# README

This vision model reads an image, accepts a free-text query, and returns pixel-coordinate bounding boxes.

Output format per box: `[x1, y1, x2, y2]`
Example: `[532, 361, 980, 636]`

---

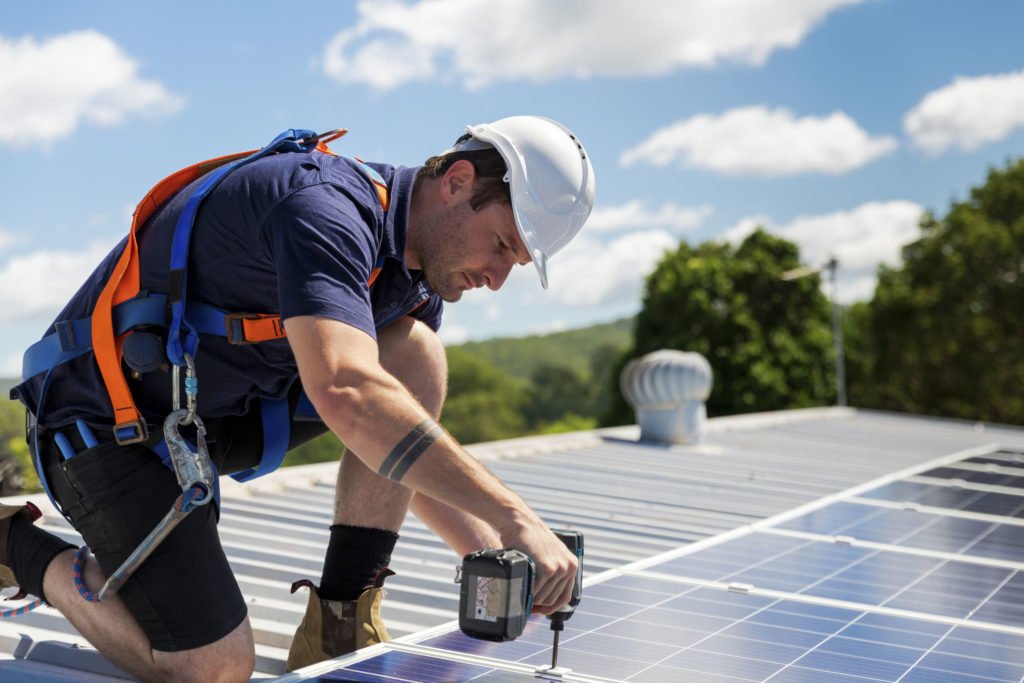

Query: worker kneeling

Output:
[4, 116, 594, 683]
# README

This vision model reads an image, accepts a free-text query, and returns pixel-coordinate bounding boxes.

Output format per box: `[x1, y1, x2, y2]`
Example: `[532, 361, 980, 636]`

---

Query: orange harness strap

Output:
[90, 133, 389, 443]
[92, 149, 258, 443]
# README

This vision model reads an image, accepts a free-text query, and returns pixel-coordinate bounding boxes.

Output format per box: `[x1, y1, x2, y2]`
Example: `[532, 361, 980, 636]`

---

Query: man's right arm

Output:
[285, 314, 577, 613]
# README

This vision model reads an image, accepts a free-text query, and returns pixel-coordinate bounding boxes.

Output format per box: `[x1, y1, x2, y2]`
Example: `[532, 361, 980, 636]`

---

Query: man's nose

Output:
[485, 260, 514, 291]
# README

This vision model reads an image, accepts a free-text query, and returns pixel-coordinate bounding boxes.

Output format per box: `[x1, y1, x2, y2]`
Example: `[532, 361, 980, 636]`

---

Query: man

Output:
[3, 115, 595, 682]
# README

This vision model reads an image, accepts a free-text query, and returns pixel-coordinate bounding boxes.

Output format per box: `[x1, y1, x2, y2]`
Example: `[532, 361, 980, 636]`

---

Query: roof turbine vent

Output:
[620, 350, 713, 445]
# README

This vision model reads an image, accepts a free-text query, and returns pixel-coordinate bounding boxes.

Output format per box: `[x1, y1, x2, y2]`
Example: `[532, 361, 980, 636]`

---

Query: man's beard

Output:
[415, 201, 474, 303]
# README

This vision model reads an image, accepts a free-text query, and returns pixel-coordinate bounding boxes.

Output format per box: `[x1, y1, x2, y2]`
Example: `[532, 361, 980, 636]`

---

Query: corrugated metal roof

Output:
[1, 407, 1021, 680]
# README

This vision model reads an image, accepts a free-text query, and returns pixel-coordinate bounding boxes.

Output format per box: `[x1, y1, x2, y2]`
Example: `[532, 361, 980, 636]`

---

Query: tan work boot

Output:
[0, 501, 42, 593]
[286, 569, 394, 672]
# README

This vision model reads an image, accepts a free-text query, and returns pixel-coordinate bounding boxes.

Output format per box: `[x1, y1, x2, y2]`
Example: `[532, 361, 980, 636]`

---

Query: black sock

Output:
[318, 524, 398, 601]
[8, 514, 76, 603]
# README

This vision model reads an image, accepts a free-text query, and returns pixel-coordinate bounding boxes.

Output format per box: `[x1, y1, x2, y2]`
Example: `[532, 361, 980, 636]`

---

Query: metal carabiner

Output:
[170, 354, 199, 426]
[74, 411, 216, 603]
[163, 408, 214, 506]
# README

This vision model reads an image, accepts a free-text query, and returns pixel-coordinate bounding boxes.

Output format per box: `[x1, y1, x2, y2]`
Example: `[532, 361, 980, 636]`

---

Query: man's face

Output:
[417, 197, 531, 303]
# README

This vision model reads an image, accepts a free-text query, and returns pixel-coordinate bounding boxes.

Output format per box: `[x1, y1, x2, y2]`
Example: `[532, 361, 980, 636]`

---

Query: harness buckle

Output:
[113, 419, 149, 445]
[225, 313, 260, 345]
[225, 312, 283, 345]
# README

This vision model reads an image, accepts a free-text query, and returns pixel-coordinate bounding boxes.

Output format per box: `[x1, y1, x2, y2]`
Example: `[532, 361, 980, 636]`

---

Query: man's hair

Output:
[415, 134, 511, 212]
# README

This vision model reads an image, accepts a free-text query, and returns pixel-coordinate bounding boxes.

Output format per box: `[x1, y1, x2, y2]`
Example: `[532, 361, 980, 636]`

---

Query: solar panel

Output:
[279, 445, 1024, 682]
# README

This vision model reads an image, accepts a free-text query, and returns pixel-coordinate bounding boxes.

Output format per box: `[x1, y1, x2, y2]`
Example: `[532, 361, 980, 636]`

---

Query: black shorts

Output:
[35, 402, 329, 652]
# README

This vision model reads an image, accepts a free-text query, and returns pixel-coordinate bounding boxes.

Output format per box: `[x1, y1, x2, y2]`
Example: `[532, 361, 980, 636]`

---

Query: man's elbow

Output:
[304, 370, 377, 436]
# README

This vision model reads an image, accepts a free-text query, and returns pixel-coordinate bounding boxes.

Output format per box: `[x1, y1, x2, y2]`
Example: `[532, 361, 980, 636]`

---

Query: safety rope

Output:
[72, 484, 208, 602]
[0, 595, 45, 619]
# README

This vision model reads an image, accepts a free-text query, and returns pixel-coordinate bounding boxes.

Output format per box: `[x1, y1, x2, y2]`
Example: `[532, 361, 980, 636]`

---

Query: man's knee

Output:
[378, 317, 447, 417]
[153, 623, 255, 683]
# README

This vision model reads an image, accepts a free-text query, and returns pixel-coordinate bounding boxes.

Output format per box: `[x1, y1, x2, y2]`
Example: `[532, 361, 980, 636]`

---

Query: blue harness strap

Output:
[23, 296, 253, 381]
[22, 132, 391, 495]
[230, 397, 291, 483]
[165, 129, 321, 368]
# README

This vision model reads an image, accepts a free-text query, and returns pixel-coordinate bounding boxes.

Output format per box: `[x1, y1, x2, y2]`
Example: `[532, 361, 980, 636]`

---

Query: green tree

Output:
[848, 159, 1024, 423]
[0, 400, 38, 494]
[522, 364, 591, 428]
[585, 343, 626, 422]
[603, 229, 834, 424]
[442, 347, 527, 444]
[286, 432, 344, 467]
[456, 318, 632, 379]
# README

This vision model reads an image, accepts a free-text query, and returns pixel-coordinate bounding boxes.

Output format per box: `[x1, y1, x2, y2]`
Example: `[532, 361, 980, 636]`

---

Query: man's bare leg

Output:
[40, 549, 254, 683]
[335, 317, 501, 549]
[333, 316, 447, 530]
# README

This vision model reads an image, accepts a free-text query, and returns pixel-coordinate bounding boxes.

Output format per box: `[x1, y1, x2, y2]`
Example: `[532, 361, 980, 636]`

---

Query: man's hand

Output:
[498, 514, 578, 615]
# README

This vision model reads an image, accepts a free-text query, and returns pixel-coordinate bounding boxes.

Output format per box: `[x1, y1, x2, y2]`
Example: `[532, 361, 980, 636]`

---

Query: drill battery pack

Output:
[458, 548, 535, 641]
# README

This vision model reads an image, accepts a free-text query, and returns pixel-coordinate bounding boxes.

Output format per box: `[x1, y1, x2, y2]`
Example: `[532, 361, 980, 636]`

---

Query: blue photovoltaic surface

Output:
[647, 532, 1024, 626]
[919, 466, 1024, 489]
[857, 480, 1024, 517]
[317, 576, 1024, 682]
[965, 451, 1024, 468]
[778, 500, 1024, 563]
[312, 649, 537, 682]
[295, 454, 1024, 682]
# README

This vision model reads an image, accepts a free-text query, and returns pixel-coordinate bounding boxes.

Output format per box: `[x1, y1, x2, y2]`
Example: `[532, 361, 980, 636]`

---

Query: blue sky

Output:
[2, 0, 1023, 375]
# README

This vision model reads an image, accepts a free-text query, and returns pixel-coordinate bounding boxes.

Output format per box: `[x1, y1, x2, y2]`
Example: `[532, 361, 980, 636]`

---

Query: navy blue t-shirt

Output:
[17, 150, 443, 430]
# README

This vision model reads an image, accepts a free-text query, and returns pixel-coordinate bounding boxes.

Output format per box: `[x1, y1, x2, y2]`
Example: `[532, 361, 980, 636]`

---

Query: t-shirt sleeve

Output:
[409, 293, 444, 332]
[261, 184, 380, 339]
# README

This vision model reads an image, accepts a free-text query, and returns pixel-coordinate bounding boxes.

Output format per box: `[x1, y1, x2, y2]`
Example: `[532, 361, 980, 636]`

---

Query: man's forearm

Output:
[409, 493, 502, 556]
[312, 368, 534, 535]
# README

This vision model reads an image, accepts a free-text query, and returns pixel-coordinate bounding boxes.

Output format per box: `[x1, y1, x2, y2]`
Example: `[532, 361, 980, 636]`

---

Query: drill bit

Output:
[551, 628, 561, 669]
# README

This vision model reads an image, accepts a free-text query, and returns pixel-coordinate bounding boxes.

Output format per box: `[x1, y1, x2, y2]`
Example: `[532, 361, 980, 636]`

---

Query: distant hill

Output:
[0, 378, 18, 401]
[453, 317, 634, 380]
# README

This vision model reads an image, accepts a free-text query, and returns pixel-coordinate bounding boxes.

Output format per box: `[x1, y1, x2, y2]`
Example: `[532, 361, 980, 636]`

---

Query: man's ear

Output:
[440, 159, 477, 203]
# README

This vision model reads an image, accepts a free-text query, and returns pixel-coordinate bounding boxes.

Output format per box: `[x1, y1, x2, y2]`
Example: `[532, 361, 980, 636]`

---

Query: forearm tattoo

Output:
[379, 419, 443, 482]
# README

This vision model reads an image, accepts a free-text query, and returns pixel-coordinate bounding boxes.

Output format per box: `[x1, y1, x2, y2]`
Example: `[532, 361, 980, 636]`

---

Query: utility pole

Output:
[824, 258, 847, 407]
[782, 258, 847, 407]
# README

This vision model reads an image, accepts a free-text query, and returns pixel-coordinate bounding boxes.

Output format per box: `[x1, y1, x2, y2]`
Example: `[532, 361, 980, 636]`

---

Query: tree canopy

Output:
[604, 229, 835, 424]
[847, 158, 1024, 424]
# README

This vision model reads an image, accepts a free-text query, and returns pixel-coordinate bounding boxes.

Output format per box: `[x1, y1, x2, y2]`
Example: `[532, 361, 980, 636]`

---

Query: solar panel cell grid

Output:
[406, 575, 1024, 682]
[300, 451, 1024, 682]
[920, 467, 1024, 488]
[967, 450, 1024, 466]
[861, 481, 1024, 517]
[779, 502, 1024, 563]
[319, 650, 505, 682]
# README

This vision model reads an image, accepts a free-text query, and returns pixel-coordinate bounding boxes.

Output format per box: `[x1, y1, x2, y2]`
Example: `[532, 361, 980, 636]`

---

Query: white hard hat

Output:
[446, 116, 595, 289]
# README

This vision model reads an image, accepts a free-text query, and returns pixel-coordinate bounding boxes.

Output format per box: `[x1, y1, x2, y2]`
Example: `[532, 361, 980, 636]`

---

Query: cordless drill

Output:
[457, 530, 584, 671]
[543, 530, 583, 672]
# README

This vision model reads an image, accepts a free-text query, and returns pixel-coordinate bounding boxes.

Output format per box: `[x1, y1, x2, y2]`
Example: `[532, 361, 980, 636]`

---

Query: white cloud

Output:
[904, 69, 1024, 155]
[525, 319, 569, 336]
[720, 214, 772, 244]
[547, 230, 678, 306]
[721, 200, 924, 301]
[0, 30, 183, 148]
[621, 106, 898, 176]
[439, 323, 469, 345]
[0, 244, 113, 323]
[0, 230, 14, 251]
[587, 201, 713, 233]
[322, 0, 861, 90]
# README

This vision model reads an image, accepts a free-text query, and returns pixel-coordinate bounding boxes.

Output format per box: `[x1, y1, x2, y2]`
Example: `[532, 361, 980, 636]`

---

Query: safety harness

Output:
[17, 128, 390, 606]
